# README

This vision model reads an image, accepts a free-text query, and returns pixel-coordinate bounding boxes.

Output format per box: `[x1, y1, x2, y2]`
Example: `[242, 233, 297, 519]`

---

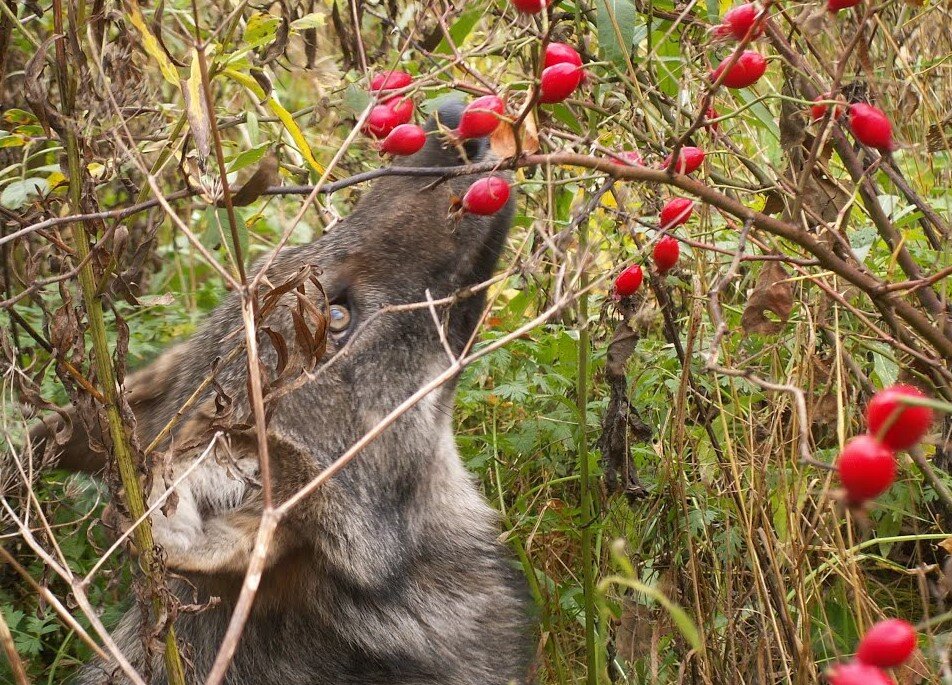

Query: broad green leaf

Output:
[596, 0, 638, 69]
[228, 142, 272, 173]
[0, 133, 24, 148]
[1, 177, 47, 209]
[848, 226, 878, 264]
[127, 0, 179, 86]
[244, 12, 281, 48]
[435, 9, 481, 54]
[3, 108, 36, 125]
[291, 12, 326, 30]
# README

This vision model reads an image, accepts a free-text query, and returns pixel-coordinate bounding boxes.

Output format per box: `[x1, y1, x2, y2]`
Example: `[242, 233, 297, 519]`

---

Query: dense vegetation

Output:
[1, 0, 950, 682]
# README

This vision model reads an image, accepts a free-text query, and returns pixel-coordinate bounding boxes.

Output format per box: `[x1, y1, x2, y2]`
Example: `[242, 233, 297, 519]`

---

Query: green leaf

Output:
[848, 226, 878, 264]
[0, 132, 24, 148]
[244, 12, 281, 48]
[3, 108, 37, 125]
[435, 9, 481, 54]
[1, 177, 47, 209]
[343, 83, 372, 117]
[596, 0, 638, 68]
[291, 12, 326, 30]
[227, 142, 271, 173]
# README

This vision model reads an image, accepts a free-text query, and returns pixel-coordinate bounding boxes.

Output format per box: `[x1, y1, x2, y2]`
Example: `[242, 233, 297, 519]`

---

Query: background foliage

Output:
[1, 0, 950, 682]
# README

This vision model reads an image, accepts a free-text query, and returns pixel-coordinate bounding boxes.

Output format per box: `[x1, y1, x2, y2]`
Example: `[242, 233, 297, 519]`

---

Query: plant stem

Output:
[577, 218, 597, 685]
[52, 1, 186, 682]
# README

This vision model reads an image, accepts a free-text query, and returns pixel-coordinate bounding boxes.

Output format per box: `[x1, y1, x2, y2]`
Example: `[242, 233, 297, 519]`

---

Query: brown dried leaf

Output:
[230, 152, 279, 207]
[260, 17, 290, 66]
[490, 107, 539, 158]
[741, 262, 794, 335]
[24, 34, 66, 137]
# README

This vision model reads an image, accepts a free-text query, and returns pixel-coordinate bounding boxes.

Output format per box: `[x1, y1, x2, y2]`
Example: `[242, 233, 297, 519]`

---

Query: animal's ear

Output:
[28, 343, 190, 474]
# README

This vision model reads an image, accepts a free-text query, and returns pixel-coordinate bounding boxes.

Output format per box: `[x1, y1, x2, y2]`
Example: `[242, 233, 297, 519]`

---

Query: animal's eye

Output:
[328, 304, 352, 334]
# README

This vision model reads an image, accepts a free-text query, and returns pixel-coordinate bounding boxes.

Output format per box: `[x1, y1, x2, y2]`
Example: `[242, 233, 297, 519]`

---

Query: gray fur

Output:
[37, 102, 532, 684]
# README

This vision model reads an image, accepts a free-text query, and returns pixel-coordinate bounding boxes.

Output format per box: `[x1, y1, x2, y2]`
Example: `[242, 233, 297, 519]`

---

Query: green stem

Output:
[52, 2, 186, 682]
[577, 220, 597, 685]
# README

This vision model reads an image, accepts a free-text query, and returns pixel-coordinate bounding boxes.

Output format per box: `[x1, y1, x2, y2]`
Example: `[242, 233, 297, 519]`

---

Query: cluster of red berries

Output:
[811, 93, 895, 151]
[828, 619, 917, 684]
[611, 196, 697, 299]
[836, 384, 933, 504]
[362, 71, 426, 155]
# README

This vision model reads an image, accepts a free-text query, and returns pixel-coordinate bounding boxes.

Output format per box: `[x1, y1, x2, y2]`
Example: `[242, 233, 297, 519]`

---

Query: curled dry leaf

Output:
[741, 261, 794, 335]
[598, 308, 652, 501]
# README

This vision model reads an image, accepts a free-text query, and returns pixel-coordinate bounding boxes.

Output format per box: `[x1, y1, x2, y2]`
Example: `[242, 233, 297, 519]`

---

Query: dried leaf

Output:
[229, 152, 279, 206]
[183, 49, 211, 162]
[741, 262, 794, 335]
[260, 17, 290, 66]
[490, 107, 539, 158]
[598, 318, 651, 500]
[24, 34, 65, 137]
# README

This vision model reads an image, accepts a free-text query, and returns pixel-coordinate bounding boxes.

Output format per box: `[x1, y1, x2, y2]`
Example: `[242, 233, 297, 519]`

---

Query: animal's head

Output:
[238, 100, 516, 426]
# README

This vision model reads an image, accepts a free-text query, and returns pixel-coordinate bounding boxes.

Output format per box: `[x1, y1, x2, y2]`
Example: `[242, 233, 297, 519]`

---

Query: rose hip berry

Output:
[660, 197, 694, 228]
[836, 435, 896, 503]
[705, 106, 719, 132]
[461, 177, 511, 216]
[364, 104, 401, 139]
[511, 0, 551, 13]
[827, 662, 895, 685]
[611, 150, 644, 166]
[848, 103, 894, 151]
[713, 3, 764, 41]
[458, 96, 506, 139]
[653, 236, 680, 274]
[613, 264, 644, 299]
[711, 51, 768, 89]
[388, 97, 415, 125]
[545, 42, 582, 68]
[664, 146, 705, 175]
[539, 63, 583, 104]
[811, 93, 844, 121]
[865, 384, 933, 450]
[380, 124, 426, 156]
[856, 619, 917, 668]
[827, 0, 861, 12]
[370, 70, 412, 93]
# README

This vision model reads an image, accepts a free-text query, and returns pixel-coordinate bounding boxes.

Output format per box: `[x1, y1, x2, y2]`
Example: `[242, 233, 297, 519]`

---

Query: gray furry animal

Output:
[25, 101, 532, 684]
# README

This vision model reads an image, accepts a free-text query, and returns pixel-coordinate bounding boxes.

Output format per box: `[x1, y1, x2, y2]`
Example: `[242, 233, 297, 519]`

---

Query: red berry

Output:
[664, 146, 705, 175]
[659, 197, 694, 229]
[611, 150, 643, 166]
[705, 106, 719, 132]
[380, 124, 426, 156]
[865, 384, 933, 450]
[613, 264, 644, 299]
[836, 435, 896, 503]
[539, 63, 583, 104]
[458, 95, 506, 139]
[388, 97, 415, 125]
[370, 70, 412, 93]
[511, 0, 551, 13]
[364, 104, 400, 139]
[827, 661, 895, 685]
[545, 42, 582, 68]
[711, 51, 768, 89]
[461, 177, 511, 215]
[653, 236, 680, 273]
[827, 0, 861, 12]
[811, 93, 844, 121]
[849, 103, 894, 151]
[856, 619, 917, 668]
[713, 3, 764, 41]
